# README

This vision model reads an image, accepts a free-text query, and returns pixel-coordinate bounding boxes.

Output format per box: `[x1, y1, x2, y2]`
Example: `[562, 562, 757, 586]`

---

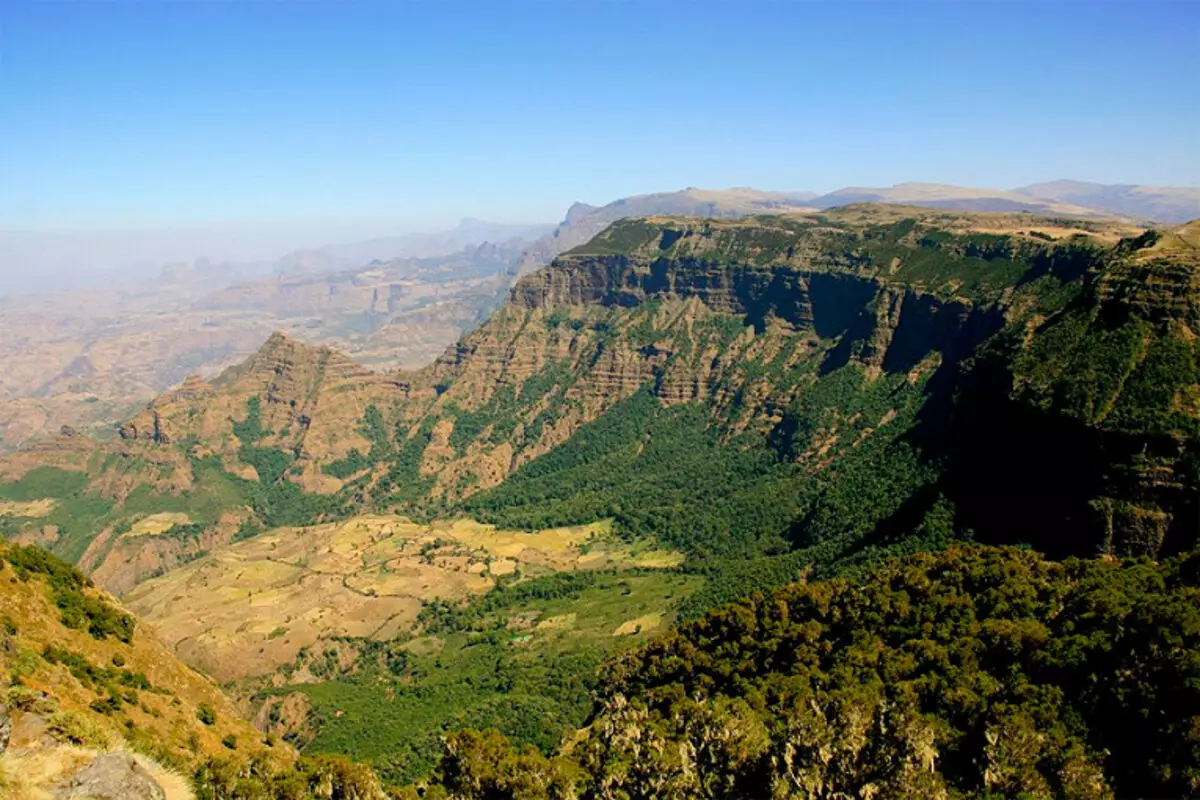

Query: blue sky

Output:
[1, 0, 1197, 232]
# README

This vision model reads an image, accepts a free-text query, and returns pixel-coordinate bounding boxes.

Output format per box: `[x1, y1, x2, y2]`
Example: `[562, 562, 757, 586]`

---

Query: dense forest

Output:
[411, 546, 1200, 799]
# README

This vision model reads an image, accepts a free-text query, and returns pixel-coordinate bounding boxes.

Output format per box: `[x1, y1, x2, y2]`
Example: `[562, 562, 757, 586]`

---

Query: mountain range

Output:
[11, 178, 1194, 458]
[2, 197, 1199, 796]
[516, 181, 1200, 279]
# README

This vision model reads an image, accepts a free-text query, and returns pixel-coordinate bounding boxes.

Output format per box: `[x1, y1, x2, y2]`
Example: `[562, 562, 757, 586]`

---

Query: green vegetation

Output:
[0, 467, 113, 563]
[0, 448, 251, 565]
[466, 390, 793, 558]
[324, 404, 393, 478]
[233, 516, 265, 542]
[231, 395, 269, 444]
[192, 753, 386, 800]
[566, 218, 666, 256]
[468, 363, 936, 569]
[123, 456, 246, 526]
[0, 544, 133, 642]
[417, 571, 602, 633]
[421, 546, 1200, 799]
[323, 448, 372, 479]
[1016, 302, 1200, 438]
[0, 466, 87, 501]
[283, 570, 700, 785]
[231, 397, 351, 527]
[40, 644, 152, 714]
[46, 709, 117, 749]
[371, 418, 436, 508]
[443, 359, 580, 459]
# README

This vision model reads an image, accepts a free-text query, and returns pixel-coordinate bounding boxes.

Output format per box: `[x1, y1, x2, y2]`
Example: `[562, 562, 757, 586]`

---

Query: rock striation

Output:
[5, 204, 1196, 569]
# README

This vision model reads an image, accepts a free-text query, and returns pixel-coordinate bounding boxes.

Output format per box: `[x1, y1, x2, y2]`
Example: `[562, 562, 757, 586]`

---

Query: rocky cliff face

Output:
[3, 205, 1191, 572]
[513, 187, 818, 275]
[115, 332, 397, 476]
[942, 220, 1200, 559]
[403, 208, 1137, 501]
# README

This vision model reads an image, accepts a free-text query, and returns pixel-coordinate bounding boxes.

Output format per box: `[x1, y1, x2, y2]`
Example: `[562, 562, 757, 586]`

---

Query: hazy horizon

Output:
[2, 0, 1198, 293]
[6, 174, 1200, 296]
[4, 1, 1197, 228]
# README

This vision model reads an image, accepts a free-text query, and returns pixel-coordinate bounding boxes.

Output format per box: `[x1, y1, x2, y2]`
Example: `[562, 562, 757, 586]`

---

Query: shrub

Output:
[47, 710, 116, 749]
[4, 685, 57, 714]
[1, 544, 134, 642]
[196, 703, 216, 726]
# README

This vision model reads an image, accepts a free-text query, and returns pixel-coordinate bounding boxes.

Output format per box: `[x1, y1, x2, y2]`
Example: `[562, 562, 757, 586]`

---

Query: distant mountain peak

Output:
[564, 203, 599, 225]
[1013, 180, 1200, 222]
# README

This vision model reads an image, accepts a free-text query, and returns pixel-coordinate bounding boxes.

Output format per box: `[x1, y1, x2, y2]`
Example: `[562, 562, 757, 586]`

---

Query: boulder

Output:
[55, 751, 166, 800]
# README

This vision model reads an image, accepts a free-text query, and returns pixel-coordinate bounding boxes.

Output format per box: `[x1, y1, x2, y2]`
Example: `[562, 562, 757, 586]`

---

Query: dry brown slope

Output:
[0, 542, 290, 798]
[120, 515, 665, 682]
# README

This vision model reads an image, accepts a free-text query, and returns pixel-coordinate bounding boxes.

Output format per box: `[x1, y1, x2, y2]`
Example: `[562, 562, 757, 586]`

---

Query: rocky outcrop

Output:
[253, 692, 314, 745]
[510, 248, 1006, 381]
[118, 409, 172, 444]
[54, 751, 167, 800]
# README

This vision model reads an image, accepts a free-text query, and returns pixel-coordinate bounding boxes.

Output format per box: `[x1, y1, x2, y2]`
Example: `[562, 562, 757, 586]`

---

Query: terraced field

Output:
[122, 515, 674, 682]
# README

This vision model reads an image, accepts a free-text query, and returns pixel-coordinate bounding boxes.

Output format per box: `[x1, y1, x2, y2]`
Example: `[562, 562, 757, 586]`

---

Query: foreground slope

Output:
[0, 541, 282, 797]
[422, 546, 1200, 800]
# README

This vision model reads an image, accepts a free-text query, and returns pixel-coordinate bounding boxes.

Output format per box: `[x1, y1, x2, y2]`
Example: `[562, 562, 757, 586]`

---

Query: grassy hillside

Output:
[0, 540, 287, 798]
[0, 542, 271, 763]
[0, 541, 403, 799]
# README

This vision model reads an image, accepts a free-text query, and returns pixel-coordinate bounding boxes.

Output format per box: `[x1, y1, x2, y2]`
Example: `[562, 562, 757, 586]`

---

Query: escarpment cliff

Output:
[395, 208, 1149, 516]
[3, 205, 1195, 579]
[941, 220, 1200, 560]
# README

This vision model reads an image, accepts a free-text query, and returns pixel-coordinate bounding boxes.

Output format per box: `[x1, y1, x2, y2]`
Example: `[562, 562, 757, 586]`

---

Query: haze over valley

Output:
[2, 1, 1198, 798]
[5, 180, 1197, 455]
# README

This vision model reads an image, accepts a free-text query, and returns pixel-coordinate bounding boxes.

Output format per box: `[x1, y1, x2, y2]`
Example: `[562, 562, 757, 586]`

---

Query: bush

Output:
[4, 685, 57, 714]
[192, 752, 389, 800]
[47, 710, 116, 749]
[196, 703, 216, 726]
[1, 544, 134, 642]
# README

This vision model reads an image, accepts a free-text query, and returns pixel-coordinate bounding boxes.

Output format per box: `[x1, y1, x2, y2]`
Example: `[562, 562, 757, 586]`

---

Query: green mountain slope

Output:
[422, 545, 1200, 799]
[3, 205, 1199, 789]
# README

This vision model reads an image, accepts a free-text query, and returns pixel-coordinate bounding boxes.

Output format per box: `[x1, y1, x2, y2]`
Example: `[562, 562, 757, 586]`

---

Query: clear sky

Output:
[2, 0, 1198, 233]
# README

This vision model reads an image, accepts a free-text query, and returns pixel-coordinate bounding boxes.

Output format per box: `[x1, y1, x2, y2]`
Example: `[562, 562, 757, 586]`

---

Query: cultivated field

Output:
[123, 514, 675, 681]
